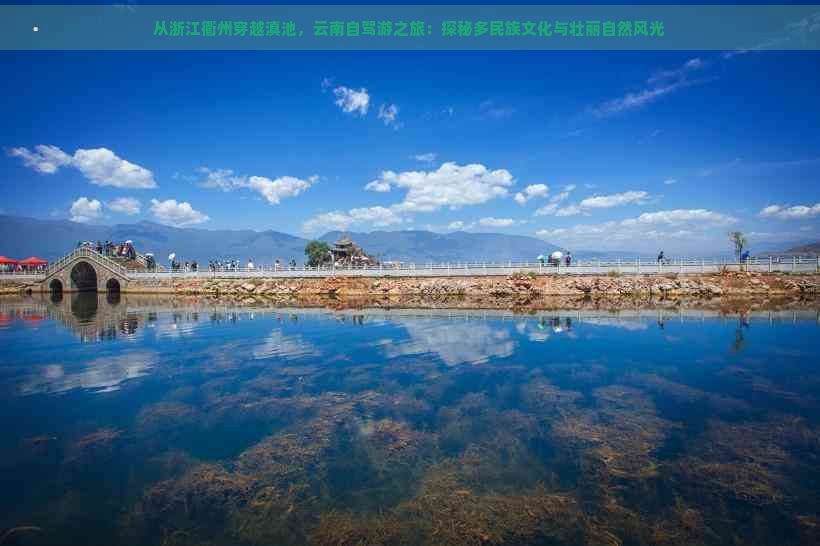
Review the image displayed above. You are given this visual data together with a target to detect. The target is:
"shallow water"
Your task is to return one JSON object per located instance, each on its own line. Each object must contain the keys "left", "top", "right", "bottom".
{"left": 0, "top": 293, "right": 818, "bottom": 545}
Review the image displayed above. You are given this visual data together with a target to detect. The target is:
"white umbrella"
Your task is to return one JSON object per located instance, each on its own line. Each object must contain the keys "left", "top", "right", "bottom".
{"left": 168, "top": 253, "right": 176, "bottom": 261}
{"left": 550, "top": 251, "right": 563, "bottom": 261}
{"left": 125, "top": 240, "right": 133, "bottom": 244}
{"left": 145, "top": 253, "right": 153, "bottom": 257}
{"left": 537, "top": 254, "right": 544, "bottom": 260}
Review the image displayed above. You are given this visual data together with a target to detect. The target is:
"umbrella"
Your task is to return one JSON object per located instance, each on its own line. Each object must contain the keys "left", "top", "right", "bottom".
{"left": 168, "top": 253, "right": 176, "bottom": 261}
{"left": 0, "top": 256, "right": 18, "bottom": 265}
{"left": 125, "top": 240, "right": 133, "bottom": 244}
{"left": 145, "top": 253, "right": 153, "bottom": 257}
{"left": 19, "top": 256, "right": 48, "bottom": 266}
{"left": 536, "top": 254, "right": 544, "bottom": 261}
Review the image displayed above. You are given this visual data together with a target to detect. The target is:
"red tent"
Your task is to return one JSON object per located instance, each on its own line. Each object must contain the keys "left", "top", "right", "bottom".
{"left": 19, "top": 257, "right": 48, "bottom": 267}
{"left": 0, "top": 256, "right": 18, "bottom": 265}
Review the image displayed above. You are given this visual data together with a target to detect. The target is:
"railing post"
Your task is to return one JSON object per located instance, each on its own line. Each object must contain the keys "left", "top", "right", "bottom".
{"left": 793, "top": 255, "right": 797, "bottom": 272}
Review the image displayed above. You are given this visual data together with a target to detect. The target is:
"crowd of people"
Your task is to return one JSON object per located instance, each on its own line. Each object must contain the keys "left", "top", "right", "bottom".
{"left": 205, "top": 258, "right": 299, "bottom": 272}
{"left": 79, "top": 240, "right": 137, "bottom": 260}
{"left": 538, "top": 251, "right": 573, "bottom": 266}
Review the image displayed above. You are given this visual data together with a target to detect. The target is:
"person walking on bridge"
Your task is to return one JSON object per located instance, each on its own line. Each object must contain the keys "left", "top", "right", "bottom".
{"left": 657, "top": 250, "right": 665, "bottom": 263}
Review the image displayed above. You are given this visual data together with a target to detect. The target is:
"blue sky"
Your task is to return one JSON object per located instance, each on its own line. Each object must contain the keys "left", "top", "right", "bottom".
{"left": 1, "top": 48, "right": 819, "bottom": 253}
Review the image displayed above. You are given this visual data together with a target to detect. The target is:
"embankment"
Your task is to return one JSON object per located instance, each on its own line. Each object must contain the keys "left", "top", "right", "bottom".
{"left": 4, "top": 271, "right": 816, "bottom": 299}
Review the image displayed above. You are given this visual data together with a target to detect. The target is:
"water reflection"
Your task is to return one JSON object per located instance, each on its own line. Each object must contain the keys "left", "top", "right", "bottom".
{"left": 383, "top": 319, "right": 516, "bottom": 366}
{"left": 18, "top": 352, "right": 158, "bottom": 395}
{"left": 0, "top": 295, "right": 819, "bottom": 546}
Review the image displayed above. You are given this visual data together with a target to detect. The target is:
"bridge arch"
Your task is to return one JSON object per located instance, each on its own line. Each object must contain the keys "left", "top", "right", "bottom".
{"left": 41, "top": 249, "right": 131, "bottom": 294}
{"left": 106, "top": 278, "right": 121, "bottom": 293}
{"left": 49, "top": 278, "right": 63, "bottom": 294}
{"left": 70, "top": 261, "right": 98, "bottom": 292}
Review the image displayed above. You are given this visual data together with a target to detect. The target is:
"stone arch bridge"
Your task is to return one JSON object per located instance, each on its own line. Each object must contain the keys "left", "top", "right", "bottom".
{"left": 42, "top": 248, "right": 131, "bottom": 294}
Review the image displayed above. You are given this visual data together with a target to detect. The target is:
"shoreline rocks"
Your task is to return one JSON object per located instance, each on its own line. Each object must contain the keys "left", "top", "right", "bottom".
{"left": 1, "top": 271, "right": 818, "bottom": 299}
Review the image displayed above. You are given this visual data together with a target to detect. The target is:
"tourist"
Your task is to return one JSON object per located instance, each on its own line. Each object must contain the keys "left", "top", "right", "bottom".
{"left": 96, "top": 241, "right": 103, "bottom": 253}
{"left": 275, "top": 259, "right": 280, "bottom": 271}
{"left": 657, "top": 250, "right": 665, "bottom": 263}
{"left": 247, "top": 258, "right": 255, "bottom": 271}
{"left": 565, "top": 252, "right": 572, "bottom": 267}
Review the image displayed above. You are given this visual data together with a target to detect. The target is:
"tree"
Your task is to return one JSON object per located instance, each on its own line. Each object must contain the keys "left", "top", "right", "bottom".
{"left": 728, "top": 231, "right": 747, "bottom": 261}
{"left": 304, "top": 240, "right": 331, "bottom": 267}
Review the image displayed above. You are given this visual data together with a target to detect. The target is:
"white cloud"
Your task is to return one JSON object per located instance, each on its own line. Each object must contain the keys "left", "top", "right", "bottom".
{"left": 555, "top": 204, "right": 582, "bottom": 217}
{"left": 478, "top": 217, "right": 515, "bottom": 228}
{"left": 534, "top": 189, "right": 573, "bottom": 216}
{"left": 364, "top": 180, "right": 392, "bottom": 192}
{"left": 448, "top": 220, "right": 466, "bottom": 230}
{"left": 663, "top": 178, "right": 677, "bottom": 185}
{"left": 514, "top": 183, "right": 550, "bottom": 205}
{"left": 8, "top": 144, "right": 72, "bottom": 173}
{"left": 590, "top": 58, "right": 705, "bottom": 117}
{"left": 302, "top": 206, "right": 403, "bottom": 234}
{"left": 621, "top": 209, "right": 737, "bottom": 227}
{"left": 9, "top": 145, "right": 157, "bottom": 188}
{"left": 378, "top": 103, "right": 402, "bottom": 129}
{"left": 537, "top": 190, "right": 649, "bottom": 217}
{"left": 535, "top": 208, "right": 736, "bottom": 251}
{"left": 307, "top": 162, "right": 514, "bottom": 234}
{"left": 246, "top": 175, "right": 317, "bottom": 205}
{"left": 414, "top": 152, "right": 437, "bottom": 163}
{"left": 69, "top": 197, "right": 103, "bottom": 223}
{"left": 333, "top": 85, "right": 370, "bottom": 116}
{"left": 72, "top": 148, "right": 157, "bottom": 188}
{"left": 759, "top": 203, "right": 820, "bottom": 220}
{"left": 199, "top": 167, "right": 242, "bottom": 191}
{"left": 199, "top": 167, "right": 318, "bottom": 205}
{"left": 579, "top": 190, "right": 649, "bottom": 209}
{"left": 149, "top": 199, "right": 209, "bottom": 227}
{"left": 373, "top": 162, "right": 514, "bottom": 213}
{"left": 591, "top": 82, "right": 689, "bottom": 117}
{"left": 107, "top": 197, "right": 141, "bottom": 215}
{"left": 647, "top": 57, "right": 704, "bottom": 85}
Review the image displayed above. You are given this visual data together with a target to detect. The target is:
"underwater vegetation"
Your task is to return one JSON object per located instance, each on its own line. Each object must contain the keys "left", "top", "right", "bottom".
{"left": 2, "top": 302, "right": 820, "bottom": 546}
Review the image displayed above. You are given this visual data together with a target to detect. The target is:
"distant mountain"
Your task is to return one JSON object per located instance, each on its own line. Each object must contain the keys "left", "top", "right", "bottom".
{"left": 783, "top": 242, "right": 820, "bottom": 255}
{"left": 0, "top": 215, "right": 565, "bottom": 265}
{"left": 0, "top": 215, "right": 309, "bottom": 264}
{"left": 755, "top": 241, "right": 820, "bottom": 258}
{"left": 319, "top": 230, "right": 560, "bottom": 262}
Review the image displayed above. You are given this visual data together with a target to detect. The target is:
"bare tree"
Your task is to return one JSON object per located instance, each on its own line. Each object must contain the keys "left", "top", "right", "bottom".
{"left": 728, "top": 231, "right": 747, "bottom": 261}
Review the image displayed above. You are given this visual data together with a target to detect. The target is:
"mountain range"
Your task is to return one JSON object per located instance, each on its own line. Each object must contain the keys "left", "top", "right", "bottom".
{"left": 0, "top": 215, "right": 562, "bottom": 264}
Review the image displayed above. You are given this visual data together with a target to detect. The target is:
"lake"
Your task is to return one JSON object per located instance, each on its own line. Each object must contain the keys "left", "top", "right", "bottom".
{"left": 0, "top": 293, "right": 818, "bottom": 546}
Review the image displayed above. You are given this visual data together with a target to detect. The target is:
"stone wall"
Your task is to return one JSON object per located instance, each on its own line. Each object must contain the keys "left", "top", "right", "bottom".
{"left": 0, "top": 279, "right": 40, "bottom": 295}
{"left": 2, "top": 271, "right": 818, "bottom": 299}
{"left": 131, "top": 271, "right": 820, "bottom": 299}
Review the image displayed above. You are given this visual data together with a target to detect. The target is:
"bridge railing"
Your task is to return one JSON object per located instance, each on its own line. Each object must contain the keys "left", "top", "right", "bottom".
{"left": 45, "top": 247, "right": 130, "bottom": 278}
{"left": 127, "top": 256, "right": 820, "bottom": 278}
{"left": 7, "top": 254, "right": 819, "bottom": 282}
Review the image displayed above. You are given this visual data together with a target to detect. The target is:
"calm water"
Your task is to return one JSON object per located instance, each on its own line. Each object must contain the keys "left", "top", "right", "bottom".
{"left": 0, "top": 293, "right": 818, "bottom": 546}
